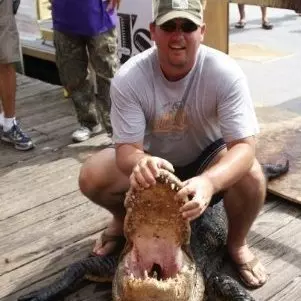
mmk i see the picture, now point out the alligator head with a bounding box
[112,169,205,301]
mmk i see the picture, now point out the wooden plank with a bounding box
[0,191,86,238]
[249,199,301,246]
[16,74,60,100]
[0,233,106,300]
[0,74,83,168]
[0,127,111,170]
[0,202,110,278]
[203,0,229,53]
[251,210,301,300]
[230,0,301,11]
[221,197,301,300]
[256,107,301,204]
[22,39,56,62]
[268,275,301,301]
[0,157,80,218]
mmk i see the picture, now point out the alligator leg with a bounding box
[18,255,118,301]
[261,160,289,180]
[206,273,256,301]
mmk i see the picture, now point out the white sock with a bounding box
[0,112,3,126]
[4,117,16,132]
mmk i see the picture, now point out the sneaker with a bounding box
[72,124,103,143]
[1,121,34,151]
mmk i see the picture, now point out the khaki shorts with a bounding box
[0,0,20,64]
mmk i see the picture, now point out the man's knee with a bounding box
[78,158,101,200]
[236,159,266,196]
[78,148,129,204]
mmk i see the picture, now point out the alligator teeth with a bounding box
[144,270,148,279]
[171,183,175,190]
[130,273,134,279]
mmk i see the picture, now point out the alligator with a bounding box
[18,161,289,301]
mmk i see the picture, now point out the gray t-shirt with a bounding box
[111,45,259,166]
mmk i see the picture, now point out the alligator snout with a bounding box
[113,170,205,301]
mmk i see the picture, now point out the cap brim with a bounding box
[155,11,202,26]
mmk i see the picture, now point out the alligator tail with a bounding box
[18,255,118,301]
[262,160,289,181]
[206,273,255,301]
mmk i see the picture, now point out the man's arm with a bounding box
[176,136,256,221]
[202,136,256,194]
[116,142,147,176]
[116,142,174,189]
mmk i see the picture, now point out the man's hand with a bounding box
[176,175,215,221]
[130,156,174,190]
[107,0,121,11]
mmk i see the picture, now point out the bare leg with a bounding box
[261,7,273,29]
[0,63,16,117]
[238,4,246,22]
[235,4,246,28]
[79,147,130,255]
[204,149,267,287]
[224,159,267,287]
[261,6,268,23]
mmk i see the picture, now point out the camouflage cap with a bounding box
[153,0,203,26]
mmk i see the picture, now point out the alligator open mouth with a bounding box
[116,251,198,301]
[112,170,204,301]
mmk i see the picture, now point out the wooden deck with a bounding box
[0,75,301,301]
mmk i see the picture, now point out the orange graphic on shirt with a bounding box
[152,108,188,133]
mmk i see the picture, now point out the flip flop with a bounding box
[235,257,268,289]
[262,21,273,30]
[90,230,125,257]
[235,21,246,29]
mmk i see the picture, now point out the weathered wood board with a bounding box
[256,107,301,204]
[203,0,229,53]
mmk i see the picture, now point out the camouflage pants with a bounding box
[54,29,119,132]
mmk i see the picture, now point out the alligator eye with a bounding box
[149,263,163,280]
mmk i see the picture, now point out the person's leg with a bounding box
[198,143,267,288]
[261,7,273,29]
[87,28,119,136]
[0,0,18,120]
[53,30,102,142]
[235,4,246,28]
[224,159,267,287]
[0,0,33,150]
[0,63,16,118]
[79,147,130,255]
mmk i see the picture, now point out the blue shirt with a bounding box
[52,0,116,36]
